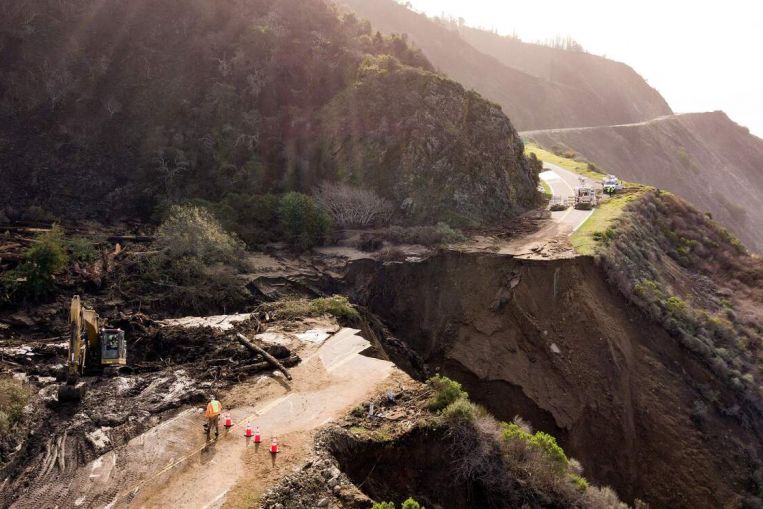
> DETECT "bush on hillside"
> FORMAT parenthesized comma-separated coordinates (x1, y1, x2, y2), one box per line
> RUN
(401, 499, 424, 509)
(595, 190, 763, 423)
(442, 398, 479, 423)
(213, 193, 281, 246)
(425, 378, 622, 506)
(259, 296, 359, 321)
(66, 237, 99, 264)
(127, 205, 249, 314)
(278, 193, 333, 251)
(1, 225, 69, 302)
(527, 152, 544, 174)
(427, 375, 468, 411)
(315, 182, 393, 227)
(383, 223, 465, 246)
(0, 378, 31, 437)
(155, 205, 244, 264)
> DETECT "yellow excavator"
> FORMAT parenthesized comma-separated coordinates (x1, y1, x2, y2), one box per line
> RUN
(58, 296, 127, 402)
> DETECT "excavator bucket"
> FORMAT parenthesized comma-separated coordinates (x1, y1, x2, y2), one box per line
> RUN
(58, 383, 84, 402)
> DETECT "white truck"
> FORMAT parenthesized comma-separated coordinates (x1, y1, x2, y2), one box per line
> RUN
(574, 178, 598, 210)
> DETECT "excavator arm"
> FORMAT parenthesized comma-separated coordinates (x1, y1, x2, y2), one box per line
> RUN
(60, 296, 92, 401)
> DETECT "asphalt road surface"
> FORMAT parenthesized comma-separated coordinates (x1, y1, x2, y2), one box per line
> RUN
(540, 162, 595, 233)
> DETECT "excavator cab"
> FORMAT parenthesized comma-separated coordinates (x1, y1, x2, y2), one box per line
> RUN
(59, 296, 127, 402)
(100, 329, 127, 367)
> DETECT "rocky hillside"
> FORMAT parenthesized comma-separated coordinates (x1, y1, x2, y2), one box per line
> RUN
(0, 0, 536, 224)
(340, 0, 673, 130)
(524, 112, 763, 252)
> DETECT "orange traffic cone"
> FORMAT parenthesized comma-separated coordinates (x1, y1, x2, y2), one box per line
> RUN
(254, 426, 261, 444)
(224, 413, 232, 429)
(244, 422, 253, 438)
(270, 435, 279, 454)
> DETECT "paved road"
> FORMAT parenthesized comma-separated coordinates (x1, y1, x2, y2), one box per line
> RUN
(539, 162, 595, 233)
(520, 113, 691, 137)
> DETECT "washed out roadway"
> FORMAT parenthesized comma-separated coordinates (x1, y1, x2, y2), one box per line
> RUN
(13, 328, 398, 509)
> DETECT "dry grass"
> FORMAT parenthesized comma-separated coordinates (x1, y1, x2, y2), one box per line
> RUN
(259, 296, 359, 321)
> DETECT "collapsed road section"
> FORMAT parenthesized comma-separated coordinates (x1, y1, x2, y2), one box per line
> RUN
(1, 304, 406, 508)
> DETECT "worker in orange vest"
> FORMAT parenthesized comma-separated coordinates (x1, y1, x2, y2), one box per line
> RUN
(205, 396, 222, 441)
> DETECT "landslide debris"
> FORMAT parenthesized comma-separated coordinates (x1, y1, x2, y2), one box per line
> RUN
(263, 380, 630, 508)
(0, 311, 302, 508)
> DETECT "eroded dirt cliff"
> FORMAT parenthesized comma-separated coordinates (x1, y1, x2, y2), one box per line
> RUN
(342, 251, 762, 508)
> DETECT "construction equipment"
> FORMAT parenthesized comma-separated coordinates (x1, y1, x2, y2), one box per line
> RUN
(602, 174, 623, 195)
(574, 178, 598, 210)
(58, 296, 127, 402)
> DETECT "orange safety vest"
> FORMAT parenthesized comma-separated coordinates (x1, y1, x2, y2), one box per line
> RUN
(205, 400, 221, 418)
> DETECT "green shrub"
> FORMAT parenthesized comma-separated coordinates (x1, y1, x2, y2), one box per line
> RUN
(529, 431, 568, 470)
(592, 227, 616, 244)
(442, 398, 477, 423)
(383, 223, 465, 246)
(0, 378, 31, 435)
(5, 225, 70, 300)
(134, 206, 249, 313)
(155, 205, 244, 264)
(309, 295, 360, 320)
(278, 192, 333, 251)
(502, 422, 568, 472)
(527, 152, 543, 174)
(371, 503, 396, 509)
(664, 296, 688, 317)
(260, 296, 359, 321)
(401, 499, 424, 509)
(570, 474, 589, 491)
(66, 237, 99, 264)
(427, 375, 467, 412)
(214, 193, 281, 246)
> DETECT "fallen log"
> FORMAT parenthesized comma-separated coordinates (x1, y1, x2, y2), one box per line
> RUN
(231, 355, 301, 375)
(235, 333, 293, 380)
(107, 235, 155, 244)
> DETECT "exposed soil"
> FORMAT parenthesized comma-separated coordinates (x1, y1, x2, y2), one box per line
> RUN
(340, 250, 763, 509)
(0, 313, 300, 508)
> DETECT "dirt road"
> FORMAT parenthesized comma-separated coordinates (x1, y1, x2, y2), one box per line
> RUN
(11, 328, 400, 509)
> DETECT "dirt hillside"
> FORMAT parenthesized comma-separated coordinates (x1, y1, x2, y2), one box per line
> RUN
(340, 0, 672, 130)
(343, 251, 762, 509)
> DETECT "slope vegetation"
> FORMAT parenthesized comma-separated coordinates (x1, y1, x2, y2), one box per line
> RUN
(340, 0, 672, 130)
(0, 0, 536, 224)
(525, 112, 763, 252)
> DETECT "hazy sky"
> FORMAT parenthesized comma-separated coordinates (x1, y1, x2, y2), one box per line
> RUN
(406, 0, 763, 137)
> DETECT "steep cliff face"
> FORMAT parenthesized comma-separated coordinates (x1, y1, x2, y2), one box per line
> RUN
(317, 57, 539, 224)
(0, 0, 535, 224)
(525, 112, 763, 252)
(343, 251, 762, 508)
(340, 0, 673, 130)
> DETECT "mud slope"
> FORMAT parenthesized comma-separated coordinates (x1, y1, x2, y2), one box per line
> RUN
(524, 112, 763, 252)
(344, 252, 761, 509)
(341, 0, 672, 130)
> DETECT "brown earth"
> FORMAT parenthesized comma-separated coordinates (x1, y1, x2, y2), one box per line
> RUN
(341, 250, 762, 509)
(524, 111, 763, 252)
(340, 0, 672, 130)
